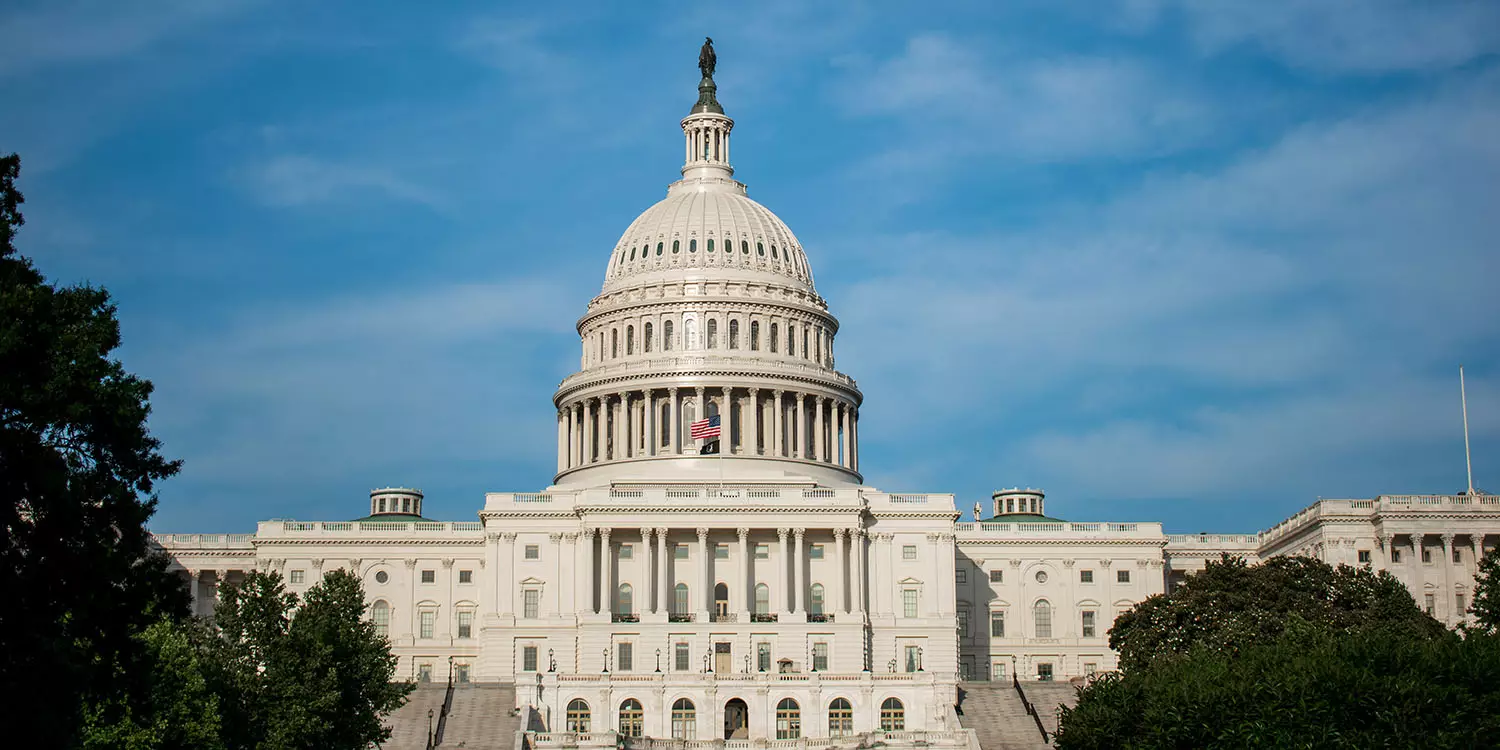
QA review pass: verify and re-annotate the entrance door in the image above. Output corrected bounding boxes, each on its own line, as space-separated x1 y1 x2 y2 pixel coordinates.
724 698 749 740
1038 662 1054 682
714 642 732 675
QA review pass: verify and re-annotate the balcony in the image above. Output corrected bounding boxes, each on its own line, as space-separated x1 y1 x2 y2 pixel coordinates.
611 613 639 623
751 613 779 623
808 613 835 623
667 613 695 623
710 612 738 623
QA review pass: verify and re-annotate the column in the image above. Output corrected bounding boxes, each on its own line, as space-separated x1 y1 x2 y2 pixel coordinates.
721 386 732 453
835 530 849 615
669 388 681 455
695 387 707 451
620 392 631 460
929 534 945 616
793 394 805 459
573 403 583 467
500 536 516 616
582 399 594 464
793 528 806 614
556 410 567 472
597 529 611 615
815 398 826 462
840 403 850 468
778 528 792 613
747 388 760 456
697 528 711 619
645 390 656 457
737 528 751 618
641 528 656 614
850 408 859 472
1442 533 1455 621
773 391 784 457
582 529 597 614
187 570 201 616
657 528 670 616
853 531 867 614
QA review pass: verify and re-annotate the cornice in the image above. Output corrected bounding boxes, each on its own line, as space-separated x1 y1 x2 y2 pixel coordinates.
955 538 1168 548
579 296 840 332
251 538 484 547
556 368 862 404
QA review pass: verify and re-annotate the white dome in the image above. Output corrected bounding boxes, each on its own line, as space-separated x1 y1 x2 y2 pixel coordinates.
601 181 816 294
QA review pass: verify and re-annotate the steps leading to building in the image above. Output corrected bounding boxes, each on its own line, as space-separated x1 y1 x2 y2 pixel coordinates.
440 684 520 749
1022 682 1081 739
383 683 450 750
956 682 1049 750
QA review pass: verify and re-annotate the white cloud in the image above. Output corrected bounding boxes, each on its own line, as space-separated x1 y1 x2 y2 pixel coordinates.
0 0 251 77
247 155 447 209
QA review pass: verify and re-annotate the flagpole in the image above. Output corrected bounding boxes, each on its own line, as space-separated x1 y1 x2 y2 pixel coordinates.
1462 366 1475 495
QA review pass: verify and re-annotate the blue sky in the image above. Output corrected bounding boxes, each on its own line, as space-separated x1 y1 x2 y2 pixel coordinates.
4 1 1498 534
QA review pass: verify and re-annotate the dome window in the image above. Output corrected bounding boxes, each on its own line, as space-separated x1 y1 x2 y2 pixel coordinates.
629 247 636 261
707 319 718 349
741 240 749 254
760 244 767 257
672 240 680 254
729 320 739 349
663 320 674 351
707 239 714 252
656 242 663 256
769 323 779 353
644 322 653 353
772 246 779 260
750 321 760 351
689 239 697 253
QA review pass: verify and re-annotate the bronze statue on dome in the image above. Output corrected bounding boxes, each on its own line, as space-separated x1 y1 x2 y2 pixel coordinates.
699 37 716 80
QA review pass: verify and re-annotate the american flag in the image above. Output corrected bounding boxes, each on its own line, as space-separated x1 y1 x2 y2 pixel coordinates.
690 414 721 440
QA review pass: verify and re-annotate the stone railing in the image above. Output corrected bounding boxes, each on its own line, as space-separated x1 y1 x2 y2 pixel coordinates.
1165 533 1262 547
256 520 484 536
486 486 870 512
1259 494 1500 549
556 354 860 393
151 533 256 549
528 731 968 749
954 521 1164 539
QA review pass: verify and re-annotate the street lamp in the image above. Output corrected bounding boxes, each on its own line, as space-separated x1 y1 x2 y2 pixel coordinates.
603 648 610 674
656 648 662 673
426 708 434 749
548 648 556 673
744 654 750 674
917 647 924 672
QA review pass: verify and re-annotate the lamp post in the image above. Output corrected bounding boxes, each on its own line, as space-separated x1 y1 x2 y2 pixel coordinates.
548 648 556 673
744 654 750 674
917 647 924 672
1012 654 1018 687
426 708 434 749
603 648 610 674
656 648 662 673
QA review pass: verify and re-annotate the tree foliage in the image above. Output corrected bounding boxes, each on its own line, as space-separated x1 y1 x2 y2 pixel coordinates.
0 152 186 744
1109 554 1444 672
1056 624 1500 749
1469 545 1500 634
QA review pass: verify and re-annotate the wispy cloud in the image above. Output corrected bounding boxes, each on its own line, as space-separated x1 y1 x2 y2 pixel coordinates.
245 155 447 210
0 0 252 77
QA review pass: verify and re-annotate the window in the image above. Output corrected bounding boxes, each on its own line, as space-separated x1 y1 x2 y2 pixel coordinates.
1038 662 1054 682
810 584 825 615
1457 592 1468 616
421 570 435 583
1084 662 1098 678
1116 570 1130 584
1035 571 1049 584
715 544 729 559
770 323 779 353
644 322 653 353
754 583 770 615
459 569 472 583
420 610 435 639
1392 548 1402 563
775 698 801 740
904 645 920 673
664 321 674 351
989 570 1004 583
957 607 970 636
1454 548 1463 564
742 240 750 254
903 589 919 618
457 610 473 638
289 570 305 584
619 544 633 560
1425 593 1435 615
880 698 906 731
455 663 470 683
755 544 769 559
1357 550 1371 564
812 642 828 671
618 642 633 671
955 568 966 584
994 662 1007 681
758 642 771 672
903 545 918 560
522 645 537 672
1080 569 1094 583
750 321 760 350
714 582 729 616
803 330 809 359
524 544 540 560
729 319 739 349
617 584 633 615
689 238 697 253
771 245 780 259
626 325 634 355
372 601 390 637
788 325 795 356
707 239 714 252
1034 601 1052 639
523 589 539 619
1423 547 1433 564
418 663 432 682
810 544 825 560
674 545 689 560
828 698 853 736
618 699 643 738
990 611 1005 638
674 583 689 614
675 642 690 671
611 329 618 358
566 699 590 733
672 239 680 254
377 498 385 512
1082 610 1097 638
707 319 718 349
671 699 696 739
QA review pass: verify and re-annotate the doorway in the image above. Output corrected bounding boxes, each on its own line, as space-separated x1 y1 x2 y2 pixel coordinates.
724 698 749 739
714 642 732 675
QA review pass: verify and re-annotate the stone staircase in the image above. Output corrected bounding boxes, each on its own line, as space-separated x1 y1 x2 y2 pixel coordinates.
956 682 1049 750
383 683 450 750
440 684 520 749
1023 682 1081 739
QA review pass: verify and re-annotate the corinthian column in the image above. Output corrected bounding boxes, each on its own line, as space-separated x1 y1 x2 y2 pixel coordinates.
778 528 792 613
840 402 851 468
582 529 597 613
597 528 611 615
793 528 806 614
657 528 670 616
641 528 655 614
556 409 567 472
697 528 710 620
582 399 594 464
835 529 849 615
669 388 681 455
814 398 825 462
773 391 784 457
747 388 760 456
737 527 751 619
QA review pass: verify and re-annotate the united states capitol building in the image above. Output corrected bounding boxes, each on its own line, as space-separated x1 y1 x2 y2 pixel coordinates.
152 46 1499 749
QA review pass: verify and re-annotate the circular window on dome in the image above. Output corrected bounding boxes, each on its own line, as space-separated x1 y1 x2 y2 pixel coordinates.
689 239 697 253
1035 571 1048 584
656 242 663 256
375 571 389 584
672 240 680 254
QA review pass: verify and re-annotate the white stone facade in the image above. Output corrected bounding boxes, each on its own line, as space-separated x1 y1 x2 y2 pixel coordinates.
150 60 1500 748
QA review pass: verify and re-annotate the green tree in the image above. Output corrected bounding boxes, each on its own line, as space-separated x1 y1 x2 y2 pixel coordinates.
81 620 226 750
1056 623 1500 749
0 153 185 745
1470 545 1500 633
211 569 412 750
1109 554 1444 671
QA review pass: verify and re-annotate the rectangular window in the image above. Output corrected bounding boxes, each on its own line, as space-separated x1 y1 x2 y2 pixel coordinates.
522 645 537 672
1392 549 1402 563
1425 593 1435 615
459 569 473 583
457 611 473 639
1358 550 1371 564
1084 662 1097 677
902 589 919 618
1422 548 1432 564
957 609 970 635
1035 606 1052 639
421 570 435 584
902 545 918 560
955 569 967 584
289 570 305 584
904 645 919 673
990 611 1005 638
523 589 539 619
755 544 769 560
812 642 828 671
524 544 540 560
810 545 825 560
674 545 689 560
455 663 470 683
1038 663 1054 682
619 544 633 560
989 570 1003 583
1454 548 1463 564
1457 593 1467 616
420 610 435 639
994 662 1007 681
418 663 432 683
675 642 690 672
715 544 730 560
757 642 771 672
1082 610 1097 638
1117 569 1131 584
618 642 633 672
1080 570 1094 583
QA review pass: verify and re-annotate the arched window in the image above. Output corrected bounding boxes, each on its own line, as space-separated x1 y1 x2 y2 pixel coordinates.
656 242 663 256
828 698 853 736
741 240 749 254
770 323 779 353
760 243 768 257
617 584 633 615
707 238 714 252
707 319 718 349
776 698 801 740
729 319 739 349
754 583 770 615
750 321 760 351
660 402 671 447
880 698 905 731
810 584 825 616
372 600 390 637
674 583 689 614
644 322 653 353
685 318 697 350
1033 600 1052 639
788 325 796 357
611 329 619 359
664 320 674 351
689 238 697 253
772 246 780 260
566 699 591 733
671 698 696 739
714 582 730 616
802 329 809 359
755 241 763 255
626 325 635 355
672 239 680 254
629 247 636 261
619 699 644 738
